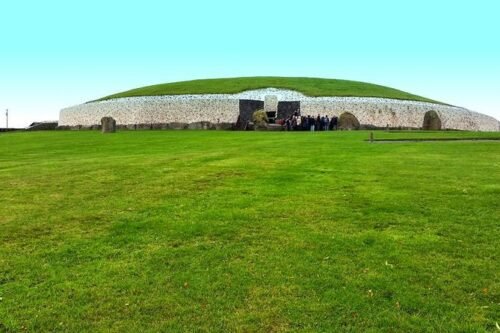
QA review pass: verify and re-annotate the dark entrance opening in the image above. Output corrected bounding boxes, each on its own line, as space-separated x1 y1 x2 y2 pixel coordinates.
237 99 264 130
338 112 360 130
266 112 277 124
277 101 301 120
422 111 442 130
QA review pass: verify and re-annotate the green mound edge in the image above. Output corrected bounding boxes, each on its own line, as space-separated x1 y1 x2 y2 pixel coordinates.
93 77 444 104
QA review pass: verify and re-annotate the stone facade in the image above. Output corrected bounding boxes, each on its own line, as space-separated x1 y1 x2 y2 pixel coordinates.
277 101 301 120
60 96 239 127
59 88 499 131
237 100 264 130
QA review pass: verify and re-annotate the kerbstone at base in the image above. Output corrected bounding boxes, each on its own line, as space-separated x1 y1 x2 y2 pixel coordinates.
101 117 116 133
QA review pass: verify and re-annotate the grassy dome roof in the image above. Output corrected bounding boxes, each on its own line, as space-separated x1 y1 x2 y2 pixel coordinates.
95 77 442 104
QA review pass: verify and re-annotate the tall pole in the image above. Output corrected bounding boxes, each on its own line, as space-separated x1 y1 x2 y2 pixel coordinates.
5 109 8 129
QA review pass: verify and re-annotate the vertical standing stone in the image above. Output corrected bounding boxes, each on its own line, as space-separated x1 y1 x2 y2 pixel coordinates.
101 117 116 133
264 95 278 113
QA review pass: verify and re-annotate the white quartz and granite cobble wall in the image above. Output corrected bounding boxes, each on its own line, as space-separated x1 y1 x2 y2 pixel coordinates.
59 96 239 126
59 88 499 131
300 98 499 131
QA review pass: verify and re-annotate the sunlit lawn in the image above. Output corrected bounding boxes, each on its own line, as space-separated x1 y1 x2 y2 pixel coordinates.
0 130 498 332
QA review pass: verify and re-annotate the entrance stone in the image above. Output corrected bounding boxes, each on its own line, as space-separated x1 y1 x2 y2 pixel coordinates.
338 112 360 130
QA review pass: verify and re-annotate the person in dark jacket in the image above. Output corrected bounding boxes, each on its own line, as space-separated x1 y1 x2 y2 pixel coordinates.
308 115 315 131
330 116 337 130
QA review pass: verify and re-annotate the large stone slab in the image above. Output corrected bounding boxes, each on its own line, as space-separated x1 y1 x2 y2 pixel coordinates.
237 99 265 130
264 95 278 113
277 101 300 119
101 117 116 133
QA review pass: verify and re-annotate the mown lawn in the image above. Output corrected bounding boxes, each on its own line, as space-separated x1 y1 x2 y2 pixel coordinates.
0 130 499 332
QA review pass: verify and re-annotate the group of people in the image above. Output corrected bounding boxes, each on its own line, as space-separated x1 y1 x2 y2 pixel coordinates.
277 113 339 131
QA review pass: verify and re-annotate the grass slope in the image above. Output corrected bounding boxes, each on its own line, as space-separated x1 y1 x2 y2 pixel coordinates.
1 131 499 332
95 77 443 104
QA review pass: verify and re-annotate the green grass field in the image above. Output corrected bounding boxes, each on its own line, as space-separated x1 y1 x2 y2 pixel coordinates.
0 130 499 332
96 77 443 104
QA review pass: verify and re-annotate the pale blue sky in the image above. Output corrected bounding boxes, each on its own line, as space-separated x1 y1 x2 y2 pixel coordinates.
1 0 499 127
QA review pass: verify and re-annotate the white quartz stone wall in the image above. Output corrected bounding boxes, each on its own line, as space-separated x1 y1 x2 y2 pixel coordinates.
60 97 239 126
300 98 499 131
59 89 499 131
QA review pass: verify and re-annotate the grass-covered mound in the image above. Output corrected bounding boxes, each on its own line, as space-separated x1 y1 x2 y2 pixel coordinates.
1 131 498 331
96 77 443 104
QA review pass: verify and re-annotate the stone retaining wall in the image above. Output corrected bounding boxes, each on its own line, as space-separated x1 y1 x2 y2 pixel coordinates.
60 97 239 126
300 98 499 131
60 89 499 131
